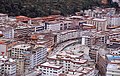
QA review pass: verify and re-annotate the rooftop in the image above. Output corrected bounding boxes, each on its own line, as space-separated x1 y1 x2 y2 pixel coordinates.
40 62 63 69
13 44 31 49
107 43 120 49
93 18 107 22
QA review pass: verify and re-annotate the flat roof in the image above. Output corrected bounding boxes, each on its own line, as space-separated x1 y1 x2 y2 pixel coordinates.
83 23 94 26
41 62 63 69
13 44 31 49
107 43 120 49
93 18 107 22
106 54 120 62
61 30 77 35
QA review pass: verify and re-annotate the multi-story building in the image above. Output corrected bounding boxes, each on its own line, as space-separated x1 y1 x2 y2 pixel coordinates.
14 22 46 39
11 44 31 75
38 50 97 76
39 62 63 76
0 39 17 57
45 21 63 31
84 8 116 18
87 18 108 31
104 15 120 27
81 31 108 46
45 19 76 31
11 44 31 58
106 54 120 76
0 56 16 76
55 30 81 44
30 33 55 48
0 13 8 23
11 44 48 75
30 45 48 68
0 26 14 39
25 69 42 76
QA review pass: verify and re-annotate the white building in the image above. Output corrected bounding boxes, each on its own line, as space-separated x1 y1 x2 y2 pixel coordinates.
56 30 80 44
11 44 32 75
0 13 8 23
12 44 31 58
104 15 120 27
38 50 97 76
46 21 62 31
87 18 107 31
30 45 48 68
0 26 14 39
0 56 16 76
39 62 63 76
46 20 73 31
0 39 17 57
11 44 48 75
106 54 120 76
81 30 110 46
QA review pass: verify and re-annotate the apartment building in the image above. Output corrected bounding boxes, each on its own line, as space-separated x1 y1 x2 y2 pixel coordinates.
106 54 120 76
0 13 8 23
30 33 55 48
59 67 95 76
69 16 87 28
87 18 107 31
46 19 73 31
11 44 48 75
104 15 120 27
15 26 34 37
84 8 116 18
38 50 97 76
0 56 16 76
0 39 17 57
81 31 108 47
39 62 63 76
45 21 64 31
11 44 31 58
30 45 48 68
0 26 14 39
56 30 80 44
34 24 47 33
25 69 42 76
60 20 73 30
108 30 120 45
11 44 31 75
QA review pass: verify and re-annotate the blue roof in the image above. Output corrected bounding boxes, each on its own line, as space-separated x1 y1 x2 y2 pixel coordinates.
106 55 120 61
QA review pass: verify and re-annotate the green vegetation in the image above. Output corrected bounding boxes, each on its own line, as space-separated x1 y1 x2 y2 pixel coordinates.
107 0 119 8
0 0 101 17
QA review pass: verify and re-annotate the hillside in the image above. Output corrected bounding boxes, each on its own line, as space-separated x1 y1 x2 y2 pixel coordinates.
0 0 101 17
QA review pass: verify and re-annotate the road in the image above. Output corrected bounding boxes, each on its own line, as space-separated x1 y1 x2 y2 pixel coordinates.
48 39 79 57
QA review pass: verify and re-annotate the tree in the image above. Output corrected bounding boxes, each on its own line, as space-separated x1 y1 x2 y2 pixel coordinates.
111 2 119 8
0 0 101 17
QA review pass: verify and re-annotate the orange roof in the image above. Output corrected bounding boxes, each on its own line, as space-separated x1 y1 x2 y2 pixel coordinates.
31 15 60 21
16 16 31 22
107 26 120 29
0 41 4 44
16 16 29 19
31 35 38 40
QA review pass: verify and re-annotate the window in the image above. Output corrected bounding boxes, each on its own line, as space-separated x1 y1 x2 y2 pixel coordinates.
53 72 57 74
50 68 52 70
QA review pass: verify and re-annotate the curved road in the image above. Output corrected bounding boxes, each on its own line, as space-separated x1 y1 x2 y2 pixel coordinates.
48 39 80 57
